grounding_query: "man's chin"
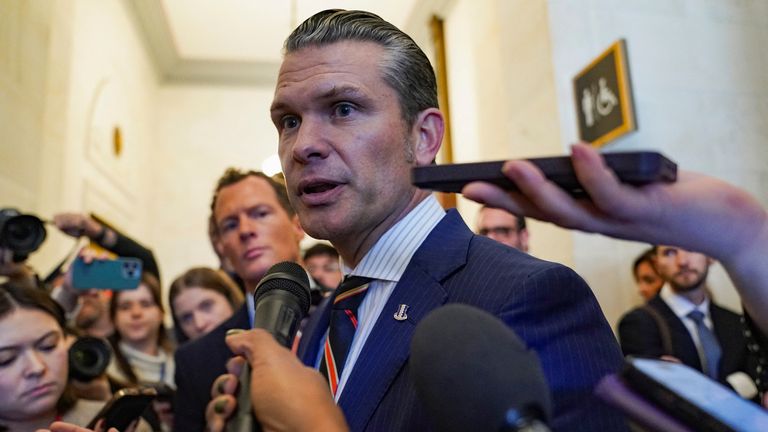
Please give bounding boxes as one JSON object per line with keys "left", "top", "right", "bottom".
{"left": 672, "top": 276, "right": 706, "bottom": 292}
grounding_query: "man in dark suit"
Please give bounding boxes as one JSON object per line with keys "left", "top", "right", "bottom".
{"left": 619, "top": 245, "right": 753, "bottom": 386}
{"left": 173, "top": 168, "right": 305, "bottom": 432}
{"left": 265, "top": 9, "right": 627, "bottom": 431}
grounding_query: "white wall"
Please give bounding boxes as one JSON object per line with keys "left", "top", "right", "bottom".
{"left": 438, "top": 0, "right": 574, "bottom": 265}
{"left": 151, "top": 84, "right": 278, "bottom": 285}
{"left": 547, "top": 0, "right": 768, "bottom": 327}
{"left": 0, "top": 1, "right": 72, "bottom": 269}
{"left": 1, "top": 0, "right": 160, "bottom": 279}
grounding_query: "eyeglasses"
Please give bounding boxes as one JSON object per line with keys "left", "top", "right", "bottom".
{"left": 478, "top": 226, "right": 517, "bottom": 237}
{"left": 307, "top": 264, "right": 341, "bottom": 273}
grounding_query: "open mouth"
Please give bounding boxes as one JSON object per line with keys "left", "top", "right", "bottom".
{"left": 302, "top": 181, "right": 339, "bottom": 195}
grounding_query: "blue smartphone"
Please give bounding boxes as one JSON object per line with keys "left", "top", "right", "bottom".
{"left": 71, "top": 256, "right": 142, "bottom": 290}
{"left": 623, "top": 357, "right": 768, "bottom": 432}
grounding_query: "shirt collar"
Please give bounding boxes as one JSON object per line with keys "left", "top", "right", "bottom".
{"left": 660, "top": 283, "right": 711, "bottom": 319}
{"left": 342, "top": 195, "right": 445, "bottom": 283}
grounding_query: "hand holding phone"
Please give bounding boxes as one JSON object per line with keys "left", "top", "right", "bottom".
{"left": 86, "top": 387, "right": 157, "bottom": 431}
{"left": 71, "top": 256, "right": 142, "bottom": 290}
{"left": 412, "top": 151, "right": 677, "bottom": 196}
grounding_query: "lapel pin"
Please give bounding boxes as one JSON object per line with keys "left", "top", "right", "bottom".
{"left": 393, "top": 304, "right": 409, "bottom": 321}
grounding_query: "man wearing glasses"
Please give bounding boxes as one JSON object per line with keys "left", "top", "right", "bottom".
{"left": 476, "top": 205, "right": 529, "bottom": 252}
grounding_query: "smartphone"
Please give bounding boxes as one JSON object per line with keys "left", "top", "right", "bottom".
{"left": 86, "top": 387, "right": 157, "bottom": 430}
{"left": 411, "top": 151, "right": 677, "bottom": 196}
{"left": 150, "top": 382, "right": 176, "bottom": 404}
{"left": 622, "top": 357, "right": 768, "bottom": 432}
{"left": 71, "top": 256, "right": 142, "bottom": 290}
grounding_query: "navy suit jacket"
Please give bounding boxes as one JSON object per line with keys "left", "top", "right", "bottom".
{"left": 173, "top": 305, "right": 250, "bottom": 432}
{"left": 299, "top": 210, "right": 627, "bottom": 431}
{"left": 618, "top": 295, "right": 750, "bottom": 382}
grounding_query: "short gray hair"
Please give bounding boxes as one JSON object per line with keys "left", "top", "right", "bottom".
{"left": 284, "top": 9, "right": 438, "bottom": 128}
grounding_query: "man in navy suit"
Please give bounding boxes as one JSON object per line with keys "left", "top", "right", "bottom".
{"left": 619, "top": 245, "right": 754, "bottom": 386}
{"left": 173, "top": 168, "right": 305, "bottom": 432}
{"left": 263, "top": 9, "right": 627, "bottom": 431}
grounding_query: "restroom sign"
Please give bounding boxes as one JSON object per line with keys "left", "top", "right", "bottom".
{"left": 573, "top": 39, "right": 636, "bottom": 147}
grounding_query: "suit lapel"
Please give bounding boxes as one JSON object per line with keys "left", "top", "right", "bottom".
{"left": 650, "top": 297, "right": 702, "bottom": 369}
{"left": 338, "top": 210, "right": 471, "bottom": 431}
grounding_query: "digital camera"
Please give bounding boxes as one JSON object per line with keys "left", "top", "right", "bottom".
{"left": 0, "top": 208, "right": 46, "bottom": 261}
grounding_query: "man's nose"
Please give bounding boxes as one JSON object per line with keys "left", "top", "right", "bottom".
{"left": 676, "top": 250, "right": 690, "bottom": 266}
{"left": 291, "top": 118, "right": 330, "bottom": 163}
{"left": 237, "top": 214, "right": 257, "bottom": 240}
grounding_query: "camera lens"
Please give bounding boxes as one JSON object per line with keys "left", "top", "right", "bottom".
{"left": 69, "top": 336, "right": 112, "bottom": 382}
{"left": 0, "top": 211, "right": 46, "bottom": 255}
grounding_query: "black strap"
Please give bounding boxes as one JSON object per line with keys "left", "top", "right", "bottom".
{"left": 642, "top": 304, "right": 674, "bottom": 356}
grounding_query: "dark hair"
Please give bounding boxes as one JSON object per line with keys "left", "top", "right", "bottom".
{"left": 108, "top": 273, "right": 172, "bottom": 385}
{"left": 0, "top": 282, "right": 77, "bottom": 423}
{"left": 303, "top": 243, "right": 339, "bottom": 261}
{"left": 285, "top": 9, "right": 438, "bottom": 129}
{"left": 168, "top": 267, "right": 244, "bottom": 344}
{"left": 632, "top": 248, "right": 656, "bottom": 281}
{"left": 209, "top": 169, "right": 294, "bottom": 241}
{"left": 480, "top": 205, "right": 526, "bottom": 231}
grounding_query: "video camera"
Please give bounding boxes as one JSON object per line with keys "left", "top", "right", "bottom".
{"left": 0, "top": 208, "right": 46, "bottom": 262}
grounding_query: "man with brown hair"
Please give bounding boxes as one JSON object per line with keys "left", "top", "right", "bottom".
{"left": 619, "top": 246, "right": 754, "bottom": 387}
{"left": 173, "top": 168, "right": 305, "bottom": 432}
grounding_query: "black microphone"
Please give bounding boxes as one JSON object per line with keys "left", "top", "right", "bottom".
{"left": 410, "top": 304, "right": 552, "bottom": 432}
{"left": 227, "top": 261, "right": 311, "bottom": 432}
{"left": 252, "top": 261, "right": 311, "bottom": 346}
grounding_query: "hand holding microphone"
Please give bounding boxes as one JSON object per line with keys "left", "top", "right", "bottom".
{"left": 206, "top": 262, "right": 350, "bottom": 432}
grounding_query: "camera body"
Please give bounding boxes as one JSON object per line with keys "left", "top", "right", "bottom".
{"left": 69, "top": 336, "right": 112, "bottom": 382}
{"left": 0, "top": 208, "right": 46, "bottom": 261}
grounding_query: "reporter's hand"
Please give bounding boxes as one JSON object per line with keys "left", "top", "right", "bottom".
{"left": 53, "top": 213, "right": 102, "bottom": 239}
{"left": 204, "top": 356, "right": 241, "bottom": 432}
{"left": 462, "top": 142, "right": 768, "bottom": 332}
{"left": 225, "top": 329, "right": 348, "bottom": 432}
{"left": 463, "top": 143, "right": 767, "bottom": 261}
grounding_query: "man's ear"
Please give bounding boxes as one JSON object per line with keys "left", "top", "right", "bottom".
{"left": 213, "top": 239, "right": 225, "bottom": 258}
{"left": 519, "top": 229, "right": 530, "bottom": 253}
{"left": 411, "top": 108, "right": 444, "bottom": 166}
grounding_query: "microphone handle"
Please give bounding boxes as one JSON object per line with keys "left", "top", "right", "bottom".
{"left": 225, "top": 365, "right": 261, "bottom": 432}
{"left": 227, "top": 294, "right": 304, "bottom": 432}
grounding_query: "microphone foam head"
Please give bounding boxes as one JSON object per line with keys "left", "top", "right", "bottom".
{"left": 254, "top": 261, "right": 311, "bottom": 315}
{"left": 411, "top": 304, "right": 552, "bottom": 432}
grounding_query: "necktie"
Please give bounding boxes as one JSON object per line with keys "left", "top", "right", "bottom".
{"left": 319, "top": 276, "right": 373, "bottom": 395}
{"left": 688, "top": 310, "right": 722, "bottom": 379}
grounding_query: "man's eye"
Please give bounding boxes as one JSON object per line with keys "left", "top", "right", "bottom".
{"left": 220, "top": 221, "right": 237, "bottom": 233}
{"left": 282, "top": 116, "right": 300, "bottom": 130}
{"left": 334, "top": 103, "right": 354, "bottom": 117}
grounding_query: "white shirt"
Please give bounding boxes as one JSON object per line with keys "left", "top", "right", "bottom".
{"left": 320, "top": 195, "right": 445, "bottom": 400}
{"left": 659, "top": 283, "right": 714, "bottom": 356}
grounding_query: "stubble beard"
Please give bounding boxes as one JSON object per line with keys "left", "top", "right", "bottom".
{"left": 670, "top": 267, "right": 709, "bottom": 293}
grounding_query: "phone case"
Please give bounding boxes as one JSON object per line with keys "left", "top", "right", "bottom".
{"left": 86, "top": 387, "right": 157, "bottom": 430}
{"left": 71, "top": 256, "right": 143, "bottom": 290}
{"left": 622, "top": 357, "right": 768, "bottom": 432}
{"left": 411, "top": 151, "right": 677, "bottom": 196}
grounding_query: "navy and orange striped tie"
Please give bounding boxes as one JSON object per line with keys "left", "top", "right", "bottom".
{"left": 319, "top": 275, "right": 373, "bottom": 395}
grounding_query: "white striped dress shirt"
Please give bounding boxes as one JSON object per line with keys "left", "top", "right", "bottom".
{"left": 318, "top": 195, "right": 445, "bottom": 400}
